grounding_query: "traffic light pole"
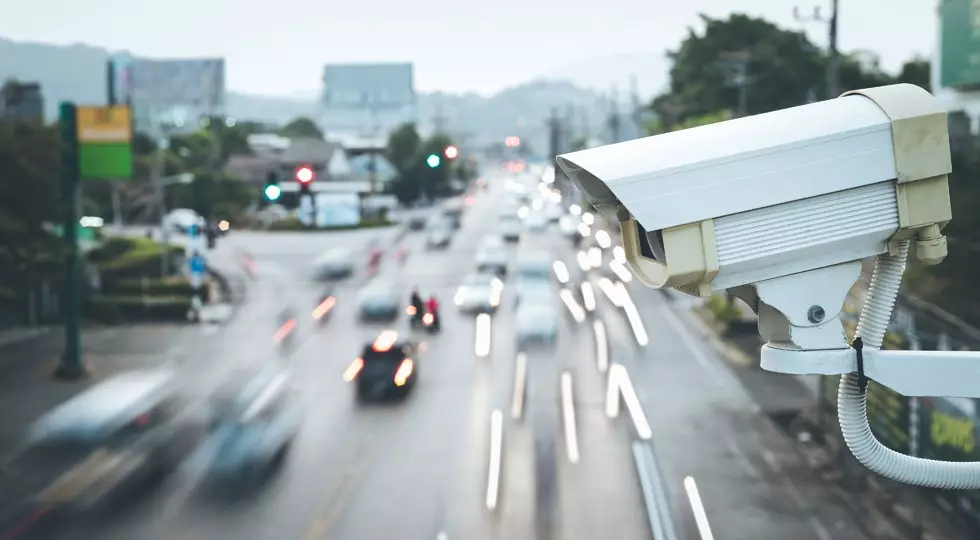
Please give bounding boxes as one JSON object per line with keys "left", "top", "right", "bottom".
{"left": 55, "top": 102, "right": 88, "bottom": 380}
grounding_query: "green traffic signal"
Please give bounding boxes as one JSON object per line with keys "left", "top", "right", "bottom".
{"left": 426, "top": 154, "right": 441, "bottom": 168}
{"left": 264, "top": 184, "right": 282, "bottom": 201}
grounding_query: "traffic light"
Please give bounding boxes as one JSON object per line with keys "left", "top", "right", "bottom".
{"left": 264, "top": 171, "right": 282, "bottom": 201}
{"left": 295, "top": 165, "right": 315, "bottom": 195}
{"left": 445, "top": 145, "right": 459, "bottom": 160}
{"left": 426, "top": 154, "right": 441, "bottom": 168}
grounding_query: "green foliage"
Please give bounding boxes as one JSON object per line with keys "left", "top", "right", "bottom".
{"left": 165, "top": 171, "right": 257, "bottom": 221}
{"left": 280, "top": 117, "right": 323, "bottom": 139}
{"left": 110, "top": 276, "right": 195, "bottom": 297}
{"left": 265, "top": 216, "right": 393, "bottom": 231}
{"left": 706, "top": 294, "right": 741, "bottom": 323}
{"left": 0, "top": 119, "right": 64, "bottom": 290}
{"left": 84, "top": 295, "right": 192, "bottom": 324}
{"left": 89, "top": 236, "right": 183, "bottom": 283}
{"left": 385, "top": 123, "right": 459, "bottom": 203}
{"left": 650, "top": 13, "right": 928, "bottom": 131}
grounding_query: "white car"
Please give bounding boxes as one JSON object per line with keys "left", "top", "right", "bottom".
{"left": 313, "top": 247, "right": 354, "bottom": 280}
{"left": 454, "top": 273, "right": 504, "bottom": 313}
{"left": 525, "top": 214, "right": 548, "bottom": 233}
{"left": 476, "top": 247, "right": 509, "bottom": 276}
{"left": 515, "top": 302, "right": 558, "bottom": 348}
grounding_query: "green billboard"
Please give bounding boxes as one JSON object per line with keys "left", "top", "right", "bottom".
{"left": 940, "top": 0, "right": 980, "bottom": 88}
{"left": 76, "top": 105, "right": 133, "bottom": 180}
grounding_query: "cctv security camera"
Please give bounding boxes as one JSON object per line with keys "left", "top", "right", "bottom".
{"left": 558, "top": 84, "right": 952, "bottom": 351}
{"left": 557, "top": 83, "right": 951, "bottom": 296}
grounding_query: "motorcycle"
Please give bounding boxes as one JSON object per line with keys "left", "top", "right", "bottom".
{"left": 407, "top": 305, "right": 440, "bottom": 333}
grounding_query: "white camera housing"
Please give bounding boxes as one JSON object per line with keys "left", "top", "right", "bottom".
{"left": 556, "top": 84, "right": 952, "bottom": 300}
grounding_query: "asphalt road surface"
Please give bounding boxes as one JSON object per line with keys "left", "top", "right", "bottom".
{"left": 39, "top": 173, "right": 872, "bottom": 540}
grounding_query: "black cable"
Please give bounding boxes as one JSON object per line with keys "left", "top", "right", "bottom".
{"left": 852, "top": 336, "right": 868, "bottom": 393}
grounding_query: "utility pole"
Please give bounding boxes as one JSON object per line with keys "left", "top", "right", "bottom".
{"left": 794, "top": 1, "right": 840, "bottom": 99}
{"left": 607, "top": 87, "right": 622, "bottom": 143}
{"left": 55, "top": 102, "right": 85, "bottom": 379}
{"left": 719, "top": 51, "right": 752, "bottom": 117}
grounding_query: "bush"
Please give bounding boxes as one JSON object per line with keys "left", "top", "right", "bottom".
{"left": 706, "top": 294, "right": 742, "bottom": 324}
{"left": 265, "top": 216, "right": 394, "bottom": 231}
{"left": 84, "top": 295, "right": 192, "bottom": 323}
{"left": 92, "top": 237, "right": 184, "bottom": 282}
{"left": 110, "top": 276, "right": 195, "bottom": 297}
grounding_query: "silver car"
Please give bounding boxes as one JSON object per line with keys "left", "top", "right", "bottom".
{"left": 454, "top": 274, "right": 504, "bottom": 313}
{"left": 515, "top": 302, "right": 558, "bottom": 348}
{"left": 2, "top": 369, "right": 197, "bottom": 526}
{"left": 313, "top": 247, "right": 354, "bottom": 280}
{"left": 358, "top": 283, "right": 401, "bottom": 321}
{"left": 205, "top": 365, "right": 301, "bottom": 484}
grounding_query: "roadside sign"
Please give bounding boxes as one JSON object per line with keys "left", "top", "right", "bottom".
{"left": 76, "top": 105, "right": 133, "bottom": 180}
{"left": 189, "top": 254, "right": 207, "bottom": 274}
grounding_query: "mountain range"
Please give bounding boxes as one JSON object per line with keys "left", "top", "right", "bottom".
{"left": 0, "top": 37, "right": 660, "bottom": 150}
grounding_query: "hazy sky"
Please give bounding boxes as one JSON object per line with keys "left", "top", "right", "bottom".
{"left": 2, "top": 0, "right": 936, "bottom": 97}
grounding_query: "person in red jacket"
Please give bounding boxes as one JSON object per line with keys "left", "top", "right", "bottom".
{"left": 425, "top": 295, "right": 440, "bottom": 330}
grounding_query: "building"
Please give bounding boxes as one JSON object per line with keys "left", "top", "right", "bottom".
{"left": 320, "top": 63, "right": 416, "bottom": 138}
{"left": 932, "top": 0, "right": 980, "bottom": 136}
{"left": 0, "top": 80, "right": 44, "bottom": 122}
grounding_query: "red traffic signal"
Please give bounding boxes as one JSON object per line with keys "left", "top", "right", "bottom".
{"left": 505, "top": 136, "right": 521, "bottom": 147}
{"left": 295, "top": 165, "right": 315, "bottom": 184}
{"left": 445, "top": 145, "right": 459, "bottom": 159}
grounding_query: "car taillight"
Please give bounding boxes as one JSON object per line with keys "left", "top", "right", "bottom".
{"left": 394, "top": 358, "right": 414, "bottom": 386}
{"left": 344, "top": 357, "right": 364, "bottom": 382}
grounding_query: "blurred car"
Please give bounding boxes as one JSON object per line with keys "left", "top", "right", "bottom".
{"left": 515, "top": 302, "right": 558, "bottom": 348}
{"left": 406, "top": 214, "right": 428, "bottom": 231}
{"left": 0, "top": 369, "right": 198, "bottom": 533}
{"left": 454, "top": 273, "right": 504, "bottom": 313}
{"left": 345, "top": 331, "right": 419, "bottom": 402}
{"left": 513, "top": 255, "right": 554, "bottom": 305}
{"left": 162, "top": 208, "right": 205, "bottom": 235}
{"left": 313, "top": 247, "right": 354, "bottom": 280}
{"left": 357, "top": 283, "right": 400, "bottom": 322}
{"left": 499, "top": 218, "right": 521, "bottom": 243}
{"left": 425, "top": 224, "right": 453, "bottom": 249}
{"left": 545, "top": 204, "right": 564, "bottom": 223}
{"left": 205, "top": 365, "right": 301, "bottom": 485}
{"left": 525, "top": 214, "right": 548, "bottom": 233}
{"left": 475, "top": 239, "right": 509, "bottom": 275}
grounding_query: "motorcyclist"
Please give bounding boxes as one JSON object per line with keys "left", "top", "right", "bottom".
{"left": 425, "top": 295, "right": 440, "bottom": 330}
{"left": 410, "top": 288, "right": 424, "bottom": 325}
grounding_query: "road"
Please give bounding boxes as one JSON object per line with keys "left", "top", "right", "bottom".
{"left": 30, "top": 172, "right": 873, "bottom": 540}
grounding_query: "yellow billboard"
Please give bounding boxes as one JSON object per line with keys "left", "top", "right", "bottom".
{"left": 76, "top": 106, "right": 132, "bottom": 143}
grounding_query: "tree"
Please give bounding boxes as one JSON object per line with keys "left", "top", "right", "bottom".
{"left": 386, "top": 123, "right": 422, "bottom": 176}
{"left": 280, "top": 117, "right": 323, "bottom": 139}
{"left": 897, "top": 58, "right": 931, "bottom": 92}
{"left": 0, "top": 120, "right": 63, "bottom": 307}
{"left": 652, "top": 14, "right": 823, "bottom": 126}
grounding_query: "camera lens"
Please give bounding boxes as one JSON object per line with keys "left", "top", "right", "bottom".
{"left": 636, "top": 226, "right": 667, "bottom": 263}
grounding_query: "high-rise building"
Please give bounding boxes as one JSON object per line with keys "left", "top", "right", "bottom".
{"left": 320, "top": 63, "right": 416, "bottom": 138}
{"left": 0, "top": 80, "right": 44, "bottom": 122}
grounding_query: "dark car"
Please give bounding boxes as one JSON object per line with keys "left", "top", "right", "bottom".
{"left": 357, "top": 284, "right": 400, "bottom": 322}
{"left": 407, "top": 215, "right": 428, "bottom": 231}
{"left": 345, "top": 331, "right": 419, "bottom": 402}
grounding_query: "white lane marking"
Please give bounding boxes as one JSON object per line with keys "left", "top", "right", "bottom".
{"left": 632, "top": 442, "right": 680, "bottom": 540}
{"left": 593, "top": 319, "right": 608, "bottom": 373}
{"left": 683, "top": 476, "right": 715, "bottom": 540}
{"left": 558, "top": 288, "right": 586, "bottom": 323}
{"left": 597, "top": 277, "right": 622, "bottom": 307}
{"left": 622, "top": 299, "right": 649, "bottom": 346}
{"left": 486, "top": 410, "right": 503, "bottom": 510}
{"left": 560, "top": 372, "right": 580, "bottom": 464}
{"left": 581, "top": 281, "right": 596, "bottom": 312}
{"left": 809, "top": 517, "right": 833, "bottom": 540}
{"left": 606, "top": 364, "right": 622, "bottom": 418}
{"left": 617, "top": 365, "right": 652, "bottom": 440}
{"left": 475, "top": 314, "right": 492, "bottom": 358}
{"left": 658, "top": 304, "right": 730, "bottom": 387}
{"left": 436, "top": 532, "right": 449, "bottom": 540}
{"left": 553, "top": 260, "right": 570, "bottom": 284}
{"left": 511, "top": 353, "right": 527, "bottom": 420}
{"left": 726, "top": 440, "right": 760, "bottom": 479}
{"left": 761, "top": 449, "right": 781, "bottom": 473}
